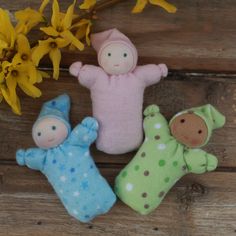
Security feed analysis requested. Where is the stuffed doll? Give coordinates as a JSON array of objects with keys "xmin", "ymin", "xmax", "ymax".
[
  {"xmin": 16, "ymin": 94, "xmax": 116, "ymax": 222},
  {"xmin": 69, "ymin": 28, "xmax": 168, "ymax": 155},
  {"xmin": 115, "ymin": 104, "xmax": 225, "ymax": 215}
]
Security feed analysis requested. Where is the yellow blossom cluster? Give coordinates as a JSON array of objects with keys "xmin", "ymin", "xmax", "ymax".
[
  {"xmin": 33, "ymin": 0, "xmax": 92, "ymax": 80},
  {"xmin": 0, "ymin": 3, "xmax": 48, "ymax": 115},
  {"xmin": 0, "ymin": 0, "xmax": 91, "ymax": 115},
  {"xmin": 0, "ymin": 0, "xmax": 176, "ymax": 115}
]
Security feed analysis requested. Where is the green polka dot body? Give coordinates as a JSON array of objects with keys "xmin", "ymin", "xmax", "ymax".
[{"xmin": 115, "ymin": 104, "xmax": 225, "ymax": 215}]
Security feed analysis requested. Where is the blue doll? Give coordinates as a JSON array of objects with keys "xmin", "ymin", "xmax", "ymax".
[{"xmin": 16, "ymin": 94, "xmax": 116, "ymax": 222}]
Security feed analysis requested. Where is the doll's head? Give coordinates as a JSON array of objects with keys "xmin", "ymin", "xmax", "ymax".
[
  {"xmin": 91, "ymin": 28, "xmax": 138, "ymax": 75},
  {"xmin": 32, "ymin": 94, "xmax": 71, "ymax": 149},
  {"xmin": 170, "ymin": 104, "xmax": 225, "ymax": 148},
  {"xmin": 32, "ymin": 117, "xmax": 69, "ymax": 149}
]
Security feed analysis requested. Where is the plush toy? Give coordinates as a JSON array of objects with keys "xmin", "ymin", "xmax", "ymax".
[
  {"xmin": 115, "ymin": 104, "xmax": 225, "ymax": 215},
  {"xmin": 16, "ymin": 94, "xmax": 116, "ymax": 222},
  {"xmin": 69, "ymin": 28, "xmax": 168, "ymax": 154}
]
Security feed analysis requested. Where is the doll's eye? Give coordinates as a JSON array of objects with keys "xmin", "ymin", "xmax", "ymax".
[
  {"xmin": 108, "ymin": 53, "xmax": 111, "ymax": 57},
  {"xmin": 180, "ymin": 119, "xmax": 185, "ymax": 123},
  {"xmin": 52, "ymin": 125, "xmax": 57, "ymax": 131},
  {"xmin": 37, "ymin": 132, "xmax": 41, "ymax": 136},
  {"xmin": 123, "ymin": 53, "xmax": 127, "ymax": 57},
  {"xmin": 198, "ymin": 130, "xmax": 202, "ymax": 134}
]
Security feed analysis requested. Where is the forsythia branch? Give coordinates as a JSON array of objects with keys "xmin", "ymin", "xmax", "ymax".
[{"xmin": 0, "ymin": 0, "xmax": 177, "ymax": 115}]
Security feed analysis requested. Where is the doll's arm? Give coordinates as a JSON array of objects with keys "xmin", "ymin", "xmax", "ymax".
[
  {"xmin": 143, "ymin": 105, "xmax": 171, "ymax": 140},
  {"xmin": 16, "ymin": 148, "xmax": 46, "ymax": 171},
  {"xmin": 68, "ymin": 117, "xmax": 98, "ymax": 147},
  {"xmin": 184, "ymin": 149, "xmax": 218, "ymax": 174},
  {"xmin": 69, "ymin": 62, "xmax": 107, "ymax": 89},
  {"xmin": 134, "ymin": 64, "xmax": 168, "ymax": 87}
]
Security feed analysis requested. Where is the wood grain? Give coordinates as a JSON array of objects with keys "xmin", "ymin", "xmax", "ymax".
[
  {"xmin": 0, "ymin": 0, "xmax": 236, "ymax": 235},
  {"xmin": 1, "ymin": 0, "xmax": 236, "ymax": 71},
  {"xmin": 0, "ymin": 165, "xmax": 236, "ymax": 236}
]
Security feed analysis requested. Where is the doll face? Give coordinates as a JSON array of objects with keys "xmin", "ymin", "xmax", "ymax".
[
  {"xmin": 32, "ymin": 117, "xmax": 68, "ymax": 149},
  {"xmin": 99, "ymin": 42, "xmax": 136, "ymax": 75},
  {"xmin": 170, "ymin": 112, "xmax": 208, "ymax": 148}
]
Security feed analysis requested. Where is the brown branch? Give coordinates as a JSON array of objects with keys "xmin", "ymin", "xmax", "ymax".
[{"xmin": 73, "ymin": 0, "xmax": 126, "ymax": 23}]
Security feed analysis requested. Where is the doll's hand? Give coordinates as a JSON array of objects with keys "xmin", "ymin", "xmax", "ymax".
[
  {"xmin": 144, "ymin": 105, "xmax": 160, "ymax": 117},
  {"xmin": 81, "ymin": 117, "xmax": 99, "ymax": 132},
  {"xmin": 69, "ymin": 62, "xmax": 83, "ymax": 77},
  {"xmin": 206, "ymin": 154, "xmax": 218, "ymax": 171},
  {"xmin": 158, "ymin": 64, "xmax": 168, "ymax": 77},
  {"xmin": 79, "ymin": 117, "xmax": 99, "ymax": 145},
  {"xmin": 16, "ymin": 149, "xmax": 25, "ymax": 166},
  {"xmin": 70, "ymin": 117, "xmax": 99, "ymax": 146},
  {"xmin": 184, "ymin": 150, "xmax": 218, "ymax": 174}
]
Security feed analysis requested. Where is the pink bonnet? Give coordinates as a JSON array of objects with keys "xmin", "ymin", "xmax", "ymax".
[{"xmin": 90, "ymin": 28, "xmax": 138, "ymax": 71}]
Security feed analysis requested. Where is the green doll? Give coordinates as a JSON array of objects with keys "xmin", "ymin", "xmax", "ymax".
[{"xmin": 115, "ymin": 104, "xmax": 225, "ymax": 215}]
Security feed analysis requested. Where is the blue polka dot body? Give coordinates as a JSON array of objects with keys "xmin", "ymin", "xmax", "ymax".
[
  {"xmin": 43, "ymin": 143, "xmax": 116, "ymax": 222},
  {"xmin": 16, "ymin": 94, "xmax": 116, "ymax": 222}
]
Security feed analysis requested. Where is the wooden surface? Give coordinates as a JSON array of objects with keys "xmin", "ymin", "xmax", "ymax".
[{"xmin": 0, "ymin": 0, "xmax": 236, "ymax": 235}]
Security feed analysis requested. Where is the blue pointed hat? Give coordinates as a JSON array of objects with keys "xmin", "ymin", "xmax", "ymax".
[{"xmin": 35, "ymin": 94, "xmax": 71, "ymax": 132}]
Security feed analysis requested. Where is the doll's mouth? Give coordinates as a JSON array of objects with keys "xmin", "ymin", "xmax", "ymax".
[
  {"xmin": 48, "ymin": 138, "xmax": 55, "ymax": 142},
  {"xmin": 114, "ymin": 64, "xmax": 120, "ymax": 67}
]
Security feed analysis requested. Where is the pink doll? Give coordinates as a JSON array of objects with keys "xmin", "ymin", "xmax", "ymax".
[{"xmin": 69, "ymin": 28, "xmax": 168, "ymax": 154}]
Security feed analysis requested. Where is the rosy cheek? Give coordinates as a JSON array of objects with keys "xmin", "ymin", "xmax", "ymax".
[
  {"xmin": 36, "ymin": 139, "xmax": 46, "ymax": 147},
  {"xmin": 172, "ymin": 124, "xmax": 177, "ymax": 133},
  {"xmin": 40, "ymin": 138, "xmax": 48, "ymax": 145},
  {"xmin": 102, "ymin": 59, "xmax": 111, "ymax": 68},
  {"xmin": 191, "ymin": 139, "xmax": 201, "ymax": 146},
  {"xmin": 58, "ymin": 131, "xmax": 65, "ymax": 139},
  {"xmin": 122, "ymin": 61, "xmax": 128, "ymax": 68}
]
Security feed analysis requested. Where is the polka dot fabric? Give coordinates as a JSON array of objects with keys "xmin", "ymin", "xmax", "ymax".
[
  {"xmin": 16, "ymin": 95, "xmax": 116, "ymax": 223},
  {"xmin": 115, "ymin": 104, "xmax": 225, "ymax": 215}
]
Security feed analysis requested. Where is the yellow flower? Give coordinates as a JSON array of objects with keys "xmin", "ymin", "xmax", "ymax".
[
  {"xmin": 32, "ymin": 38, "xmax": 69, "ymax": 80},
  {"xmin": 70, "ymin": 19, "xmax": 92, "ymax": 49},
  {"xmin": 132, "ymin": 0, "xmax": 177, "ymax": 13},
  {"xmin": 36, "ymin": 70, "xmax": 50, "ymax": 83},
  {"xmin": 15, "ymin": 0, "xmax": 50, "ymax": 34},
  {"xmin": 13, "ymin": 34, "xmax": 38, "ymax": 84},
  {"xmin": 0, "ymin": 9, "xmax": 16, "ymax": 55},
  {"xmin": 0, "ymin": 83, "xmax": 21, "ymax": 115},
  {"xmin": 79, "ymin": 0, "xmax": 96, "ymax": 10},
  {"xmin": 0, "ymin": 59, "xmax": 42, "ymax": 114},
  {"xmin": 40, "ymin": 0, "xmax": 84, "ymax": 51}
]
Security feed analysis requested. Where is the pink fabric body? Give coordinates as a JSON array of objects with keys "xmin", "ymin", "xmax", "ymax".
[
  {"xmin": 70, "ymin": 29, "xmax": 167, "ymax": 154},
  {"xmin": 78, "ymin": 64, "xmax": 164, "ymax": 154}
]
